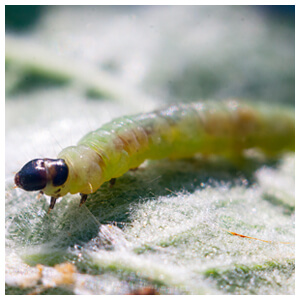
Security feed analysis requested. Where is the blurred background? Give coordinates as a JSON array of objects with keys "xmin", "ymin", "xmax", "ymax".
[
  {"xmin": 5, "ymin": 5, "xmax": 295, "ymax": 295},
  {"xmin": 6, "ymin": 5, "xmax": 295, "ymax": 105}
]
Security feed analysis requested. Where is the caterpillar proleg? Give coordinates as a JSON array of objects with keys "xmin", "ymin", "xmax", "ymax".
[{"xmin": 14, "ymin": 100, "xmax": 295, "ymax": 212}]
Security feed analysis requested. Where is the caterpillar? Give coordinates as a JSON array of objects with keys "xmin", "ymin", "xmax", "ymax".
[{"xmin": 14, "ymin": 100, "xmax": 295, "ymax": 212}]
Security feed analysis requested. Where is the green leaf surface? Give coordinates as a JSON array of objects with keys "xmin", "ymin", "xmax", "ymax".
[{"xmin": 5, "ymin": 6, "xmax": 294, "ymax": 295}]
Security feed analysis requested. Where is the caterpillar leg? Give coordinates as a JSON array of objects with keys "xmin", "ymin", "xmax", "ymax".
[
  {"xmin": 109, "ymin": 178, "xmax": 116, "ymax": 188},
  {"xmin": 47, "ymin": 197, "xmax": 57, "ymax": 214},
  {"xmin": 37, "ymin": 191, "xmax": 44, "ymax": 200},
  {"xmin": 79, "ymin": 193, "xmax": 88, "ymax": 207}
]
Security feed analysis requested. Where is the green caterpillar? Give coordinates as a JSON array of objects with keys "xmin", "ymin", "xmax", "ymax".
[{"xmin": 14, "ymin": 100, "xmax": 295, "ymax": 212}]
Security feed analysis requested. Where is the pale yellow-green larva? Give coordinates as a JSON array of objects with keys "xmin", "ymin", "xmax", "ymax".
[{"xmin": 14, "ymin": 100, "xmax": 295, "ymax": 212}]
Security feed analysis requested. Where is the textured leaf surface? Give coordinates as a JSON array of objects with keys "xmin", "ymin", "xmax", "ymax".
[{"xmin": 5, "ymin": 6, "xmax": 294, "ymax": 295}]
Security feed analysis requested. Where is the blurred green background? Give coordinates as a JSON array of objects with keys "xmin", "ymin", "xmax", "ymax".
[{"xmin": 5, "ymin": 5, "xmax": 294, "ymax": 295}]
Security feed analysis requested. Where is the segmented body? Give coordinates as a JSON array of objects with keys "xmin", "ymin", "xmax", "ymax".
[{"xmin": 44, "ymin": 100, "xmax": 294, "ymax": 199}]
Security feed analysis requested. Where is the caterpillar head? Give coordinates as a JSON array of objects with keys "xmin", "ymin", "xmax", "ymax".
[{"xmin": 14, "ymin": 159, "xmax": 69, "ymax": 194}]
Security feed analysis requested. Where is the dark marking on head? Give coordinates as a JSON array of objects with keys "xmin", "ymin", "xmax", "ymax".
[
  {"xmin": 14, "ymin": 158, "xmax": 69, "ymax": 192},
  {"xmin": 49, "ymin": 159, "xmax": 69, "ymax": 186},
  {"xmin": 14, "ymin": 159, "xmax": 48, "ymax": 191}
]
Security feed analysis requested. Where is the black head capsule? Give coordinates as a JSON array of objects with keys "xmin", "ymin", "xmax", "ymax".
[{"xmin": 14, "ymin": 159, "xmax": 69, "ymax": 191}]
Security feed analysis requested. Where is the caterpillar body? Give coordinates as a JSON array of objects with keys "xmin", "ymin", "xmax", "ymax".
[{"xmin": 14, "ymin": 101, "xmax": 295, "ymax": 212}]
